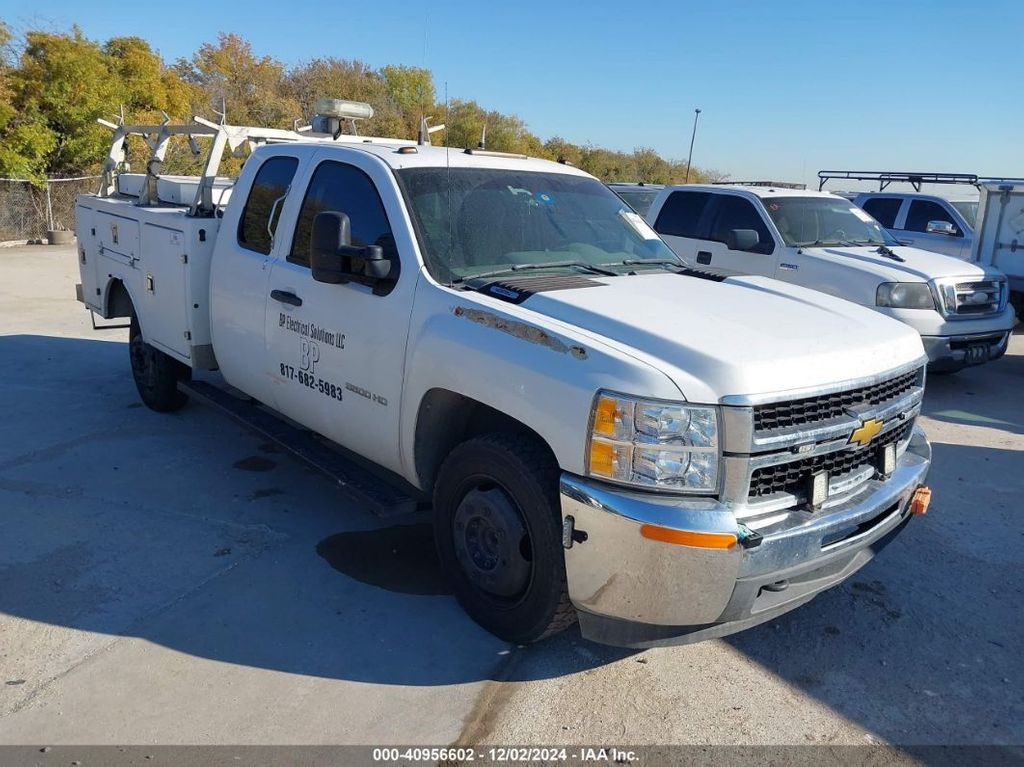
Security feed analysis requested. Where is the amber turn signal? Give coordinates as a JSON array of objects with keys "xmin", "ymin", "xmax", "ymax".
[
  {"xmin": 640, "ymin": 524, "xmax": 737, "ymax": 549},
  {"xmin": 910, "ymin": 485, "xmax": 932, "ymax": 515}
]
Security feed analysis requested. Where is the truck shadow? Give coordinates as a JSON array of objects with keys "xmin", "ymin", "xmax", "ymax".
[
  {"xmin": 920, "ymin": 340, "xmax": 1024, "ymax": 435},
  {"xmin": 0, "ymin": 333, "xmax": 631, "ymax": 692},
  {"xmin": 1, "ymin": 332, "xmax": 1020, "ymax": 745},
  {"xmin": 722, "ymin": 438, "xmax": 1023, "ymax": 744}
]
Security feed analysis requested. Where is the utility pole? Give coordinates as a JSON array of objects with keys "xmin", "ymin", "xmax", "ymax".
[{"xmin": 685, "ymin": 108, "xmax": 702, "ymax": 184}]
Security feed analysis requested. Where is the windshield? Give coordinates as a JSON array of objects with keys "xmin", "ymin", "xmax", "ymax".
[
  {"xmin": 398, "ymin": 168, "xmax": 680, "ymax": 282},
  {"xmin": 951, "ymin": 200, "xmax": 978, "ymax": 228},
  {"xmin": 612, "ymin": 189, "xmax": 660, "ymax": 217},
  {"xmin": 763, "ymin": 197, "xmax": 900, "ymax": 248}
]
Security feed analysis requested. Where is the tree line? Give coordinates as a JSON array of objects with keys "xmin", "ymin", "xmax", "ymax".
[{"xmin": 0, "ymin": 24, "xmax": 721, "ymax": 185}]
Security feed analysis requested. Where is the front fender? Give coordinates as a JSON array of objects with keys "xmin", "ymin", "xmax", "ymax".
[{"xmin": 399, "ymin": 279, "xmax": 681, "ymax": 483}]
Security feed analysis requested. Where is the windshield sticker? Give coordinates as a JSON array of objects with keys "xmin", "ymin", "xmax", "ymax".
[
  {"xmin": 619, "ymin": 210, "xmax": 660, "ymax": 240},
  {"xmin": 850, "ymin": 207, "xmax": 876, "ymax": 223},
  {"xmin": 768, "ymin": 202, "xmax": 781, "ymax": 211},
  {"xmin": 534, "ymin": 192, "xmax": 554, "ymax": 205}
]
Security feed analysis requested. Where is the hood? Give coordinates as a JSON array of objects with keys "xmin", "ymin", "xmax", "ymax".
[
  {"xmin": 518, "ymin": 272, "xmax": 925, "ymax": 403},
  {"xmin": 800, "ymin": 243, "xmax": 999, "ymax": 283}
]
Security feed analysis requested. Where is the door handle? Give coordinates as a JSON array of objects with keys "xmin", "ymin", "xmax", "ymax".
[
  {"xmin": 696, "ymin": 251, "xmax": 712, "ymax": 265},
  {"xmin": 271, "ymin": 289, "xmax": 302, "ymax": 307}
]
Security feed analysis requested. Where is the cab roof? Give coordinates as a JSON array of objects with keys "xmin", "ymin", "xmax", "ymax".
[
  {"xmin": 855, "ymin": 190, "xmax": 978, "ymax": 202},
  {"xmin": 667, "ymin": 184, "xmax": 842, "ymax": 200},
  {"xmin": 305, "ymin": 138, "xmax": 593, "ymax": 177}
]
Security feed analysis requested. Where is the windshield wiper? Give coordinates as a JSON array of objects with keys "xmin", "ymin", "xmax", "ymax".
[
  {"xmin": 801, "ymin": 239, "xmax": 908, "ymax": 263},
  {"xmin": 874, "ymin": 244, "xmax": 906, "ymax": 262},
  {"xmin": 802, "ymin": 239, "xmax": 860, "ymax": 248},
  {"xmin": 607, "ymin": 258, "xmax": 686, "ymax": 271},
  {"xmin": 454, "ymin": 259, "xmax": 618, "ymax": 283}
]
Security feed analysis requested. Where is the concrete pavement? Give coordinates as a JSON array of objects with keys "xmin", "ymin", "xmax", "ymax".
[{"xmin": 0, "ymin": 245, "xmax": 1020, "ymax": 748}]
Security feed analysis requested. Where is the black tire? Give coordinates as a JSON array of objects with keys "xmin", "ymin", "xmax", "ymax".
[
  {"xmin": 129, "ymin": 311, "xmax": 190, "ymax": 412},
  {"xmin": 433, "ymin": 433, "xmax": 575, "ymax": 643}
]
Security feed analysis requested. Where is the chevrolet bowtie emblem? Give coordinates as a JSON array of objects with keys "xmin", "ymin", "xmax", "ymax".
[{"xmin": 849, "ymin": 418, "xmax": 884, "ymax": 447}]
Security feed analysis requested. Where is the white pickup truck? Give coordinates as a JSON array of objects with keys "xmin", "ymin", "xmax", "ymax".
[
  {"xmin": 646, "ymin": 185, "xmax": 1015, "ymax": 373},
  {"xmin": 819, "ymin": 170, "xmax": 1024, "ymax": 321},
  {"xmin": 75, "ymin": 103, "xmax": 932, "ymax": 647}
]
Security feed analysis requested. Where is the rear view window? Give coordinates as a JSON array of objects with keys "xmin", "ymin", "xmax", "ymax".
[
  {"xmin": 238, "ymin": 156, "xmax": 299, "ymax": 255},
  {"xmin": 653, "ymin": 191, "xmax": 712, "ymax": 238},
  {"xmin": 861, "ymin": 197, "xmax": 902, "ymax": 228}
]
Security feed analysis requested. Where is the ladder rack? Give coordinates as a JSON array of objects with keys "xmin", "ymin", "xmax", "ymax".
[
  {"xmin": 713, "ymin": 180, "xmax": 807, "ymax": 190},
  {"xmin": 817, "ymin": 170, "xmax": 1024, "ymax": 192},
  {"xmin": 97, "ymin": 107, "xmax": 416, "ymax": 215},
  {"xmin": 97, "ymin": 115, "xmax": 317, "ymax": 214}
]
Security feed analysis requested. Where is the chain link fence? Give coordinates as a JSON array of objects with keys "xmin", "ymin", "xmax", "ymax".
[{"xmin": 0, "ymin": 176, "xmax": 101, "ymax": 242}]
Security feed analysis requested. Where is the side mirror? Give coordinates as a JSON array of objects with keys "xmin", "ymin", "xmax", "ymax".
[
  {"xmin": 310, "ymin": 211, "xmax": 391, "ymax": 285},
  {"xmin": 726, "ymin": 228, "xmax": 760, "ymax": 251},
  {"xmin": 926, "ymin": 220, "xmax": 958, "ymax": 236}
]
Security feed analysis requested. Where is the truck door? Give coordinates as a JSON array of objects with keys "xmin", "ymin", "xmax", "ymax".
[
  {"xmin": 892, "ymin": 198, "xmax": 967, "ymax": 258},
  {"xmin": 650, "ymin": 190, "xmax": 714, "ymax": 264},
  {"xmin": 687, "ymin": 194, "xmax": 777, "ymax": 275},
  {"xmin": 209, "ymin": 152, "xmax": 303, "ymax": 407},
  {"xmin": 264, "ymin": 152, "xmax": 412, "ymax": 474}
]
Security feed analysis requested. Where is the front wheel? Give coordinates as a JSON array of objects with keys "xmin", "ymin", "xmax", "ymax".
[
  {"xmin": 433, "ymin": 433, "xmax": 575, "ymax": 643},
  {"xmin": 129, "ymin": 311, "xmax": 190, "ymax": 412}
]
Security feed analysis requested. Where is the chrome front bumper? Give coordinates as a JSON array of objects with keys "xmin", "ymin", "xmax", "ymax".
[{"xmin": 560, "ymin": 426, "xmax": 931, "ymax": 648}]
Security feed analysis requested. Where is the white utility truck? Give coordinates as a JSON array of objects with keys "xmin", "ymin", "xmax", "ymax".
[
  {"xmin": 974, "ymin": 181, "xmax": 1024, "ymax": 320},
  {"xmin": 647, "ymin": 184, "xmax": 1015, "ymax": 373},
  {"xmin": 76, "ymin": 101, "xmax": 933, "ymax": 647}
]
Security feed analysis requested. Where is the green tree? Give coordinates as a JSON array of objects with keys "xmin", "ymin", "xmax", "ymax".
[
  {"xmin": 0, "ymin": 21, "xmax": 14, "ymax": 132},
  {"xmin": 175, "ymin": 33, "xmax": 298, "ymax": 128},
  {"xmin": 0, "ymin": 24, "xmax": 718, "ymax": 185},
  {"xmin": 380, "ymin": 64, "xmax": 435, "ymax": 137},
  {"xmin": 284, "ymin": 57, "xmax": 404, "ymax": 137},
  {"xmin": 104, "ymin": 36, "xmax": 193, "ymax": 121},
  {"xmin": 0, "ymin": 28, "xmax": 119, "ymax": 181},
  {"xmin": 440, "ymin": 99, "xmax": 544, "ymax": 154}
]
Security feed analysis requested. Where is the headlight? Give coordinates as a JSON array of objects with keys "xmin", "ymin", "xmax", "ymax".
[
  {"xmin": 587, "ymin": 392, "xmax": 719, "ymax": 492},
  {"xmin": 876, "ymin": 282, "xmax": 936, "ymax": 310}
]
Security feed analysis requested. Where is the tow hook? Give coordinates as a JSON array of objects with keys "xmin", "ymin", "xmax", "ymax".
[
  {"xmin": 737, "ymin": 523, "xmax": 763, "ymax": 549},
  {"xmin": 910, "ymin": 485, "xmax": 932, "ymax": 515},
  {"xmin": 562, "ymin": 515, "xmax": 588, "ymax": 548}
]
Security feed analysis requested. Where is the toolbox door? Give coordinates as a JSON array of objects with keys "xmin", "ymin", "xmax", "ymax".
[{"xmin": 138, "ymin": 223, "xmax": 191, "ymax": 361}]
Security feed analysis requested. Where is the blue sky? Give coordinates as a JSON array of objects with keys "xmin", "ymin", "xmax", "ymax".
[{"xmin": 4, "ymin": 0, "xmax": 1022, "ymax": 188}]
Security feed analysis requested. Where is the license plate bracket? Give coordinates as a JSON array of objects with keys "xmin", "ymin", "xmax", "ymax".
[{"xmin": 964, "ymin": 343, "xmax": 989, "ymax": 365}]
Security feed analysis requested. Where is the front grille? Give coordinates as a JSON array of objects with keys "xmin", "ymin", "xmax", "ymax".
[
  {"xmin": 943, "ymin": 279, "xmax": 1004, "ymax": 316},
  {"xmin": 749, "ymin": 421, "xmax": 913, "ymax": 500},
  {"xmin": 753, "ymin": 369, "xmax": 919, "ymax": 433}
]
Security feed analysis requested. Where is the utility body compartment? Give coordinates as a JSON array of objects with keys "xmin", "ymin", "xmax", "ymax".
[
  {"xmin": 76, "ymin": 194, "xmax": 220, "ymax": 365},
  {"xmin": 974, "ymin": 182, "xmax": 1024, "ymax": 295}
]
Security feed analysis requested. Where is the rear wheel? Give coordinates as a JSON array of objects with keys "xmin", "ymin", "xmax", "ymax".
[
  {"xmin": 129, "ymin": 311, "xmax": 190, "ymax": 412},
  {"xmin": 433, "ymin": 433, "xmax": 575, "ymax": 643}
]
